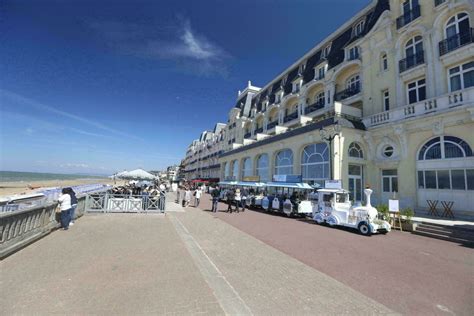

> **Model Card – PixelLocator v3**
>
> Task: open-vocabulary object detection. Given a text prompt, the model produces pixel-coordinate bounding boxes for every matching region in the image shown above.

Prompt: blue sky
[0,0,368,175]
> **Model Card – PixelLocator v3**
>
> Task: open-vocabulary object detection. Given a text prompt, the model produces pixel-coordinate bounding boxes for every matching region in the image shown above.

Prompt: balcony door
[446,13,470,38]
[402,0,418,16]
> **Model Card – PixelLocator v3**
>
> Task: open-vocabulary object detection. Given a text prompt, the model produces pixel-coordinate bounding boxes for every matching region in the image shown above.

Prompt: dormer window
[275,93,281,103]
[322,44,331,58]
[317,66,326,80]
[348,46,360,61]
[292,80,301,93]
[353,20,365,37]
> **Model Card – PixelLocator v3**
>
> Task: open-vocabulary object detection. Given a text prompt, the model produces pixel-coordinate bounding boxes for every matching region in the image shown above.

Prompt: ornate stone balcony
[363,87,474,128]
[266,120,278,129]
[283,111,299,123]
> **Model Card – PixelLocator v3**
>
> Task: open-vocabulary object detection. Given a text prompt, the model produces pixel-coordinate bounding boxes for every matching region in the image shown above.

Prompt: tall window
[382,169,398,193]
[256,154,269,182]
[346,74,360,91]
[383,90,390,111]
[446,12,470,39]
[241,157,252,178]
[404,35,423,70]
[448,61,474,92]
[322,44,331,58]
[275,149,293,175]
[353,20,365,37]
[224,162,230,178]
[407,78,426,104]
[402,0,419,15]
[318,66,325,80]
[348,47,360,60]
[301,143,329,186]
[348,142,364,158]
[232,160,239,179]
[381,53,388,71]
[315,91,325,105]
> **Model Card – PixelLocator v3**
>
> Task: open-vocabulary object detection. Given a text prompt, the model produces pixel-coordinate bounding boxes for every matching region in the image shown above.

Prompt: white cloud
[60,163,89,169]
[88,18,230,76]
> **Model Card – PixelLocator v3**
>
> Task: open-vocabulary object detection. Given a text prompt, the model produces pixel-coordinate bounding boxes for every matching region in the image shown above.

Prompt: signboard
[272,175,302,183]
[243,176,260,182]
[388,199,399,213]
[324,179,342,189]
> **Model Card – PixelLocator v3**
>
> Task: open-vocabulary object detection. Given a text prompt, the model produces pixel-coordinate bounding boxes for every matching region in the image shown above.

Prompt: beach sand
[0,178,124,197]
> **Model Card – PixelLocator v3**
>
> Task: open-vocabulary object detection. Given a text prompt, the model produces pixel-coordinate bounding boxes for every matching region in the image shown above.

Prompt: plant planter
[401,221,417,232]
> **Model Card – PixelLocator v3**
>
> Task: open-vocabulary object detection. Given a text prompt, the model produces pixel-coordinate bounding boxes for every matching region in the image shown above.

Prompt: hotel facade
[183,0,474,215]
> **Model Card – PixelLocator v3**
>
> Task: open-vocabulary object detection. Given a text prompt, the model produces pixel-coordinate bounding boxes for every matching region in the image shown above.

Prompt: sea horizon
[0,170,109,183]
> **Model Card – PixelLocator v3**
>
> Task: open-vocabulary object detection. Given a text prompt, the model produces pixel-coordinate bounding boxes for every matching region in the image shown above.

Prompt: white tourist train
[312,187,391,236]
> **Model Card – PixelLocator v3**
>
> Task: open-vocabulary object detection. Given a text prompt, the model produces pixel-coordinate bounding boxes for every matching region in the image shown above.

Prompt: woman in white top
[58,188,72,230]
[194,187,202,207]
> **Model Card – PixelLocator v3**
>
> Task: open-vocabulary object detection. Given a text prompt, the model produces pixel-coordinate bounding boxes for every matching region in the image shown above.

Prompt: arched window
[275,149,293,175]
[232,160,239,178]
[346,74,360,91]
[256,154,269,182]
[446,12,470,39]
[405,35,423,68]
[315,91,325,105]
[418,136,472,160]
[224,162,230,178]
[348,142,364,158]
[301,143,329,185]
[241,157,252,178]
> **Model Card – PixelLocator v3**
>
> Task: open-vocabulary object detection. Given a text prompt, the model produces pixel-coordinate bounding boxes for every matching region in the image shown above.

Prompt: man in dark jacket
[226,189,235,213]
[211,186,220,213]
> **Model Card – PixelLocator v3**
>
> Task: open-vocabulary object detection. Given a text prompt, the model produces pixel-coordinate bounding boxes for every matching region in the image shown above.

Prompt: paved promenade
[1,195,394,315]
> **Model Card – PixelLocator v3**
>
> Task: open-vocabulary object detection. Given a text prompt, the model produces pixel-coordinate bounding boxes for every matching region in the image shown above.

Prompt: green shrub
[400,207,414,223]
[376,204,389,220]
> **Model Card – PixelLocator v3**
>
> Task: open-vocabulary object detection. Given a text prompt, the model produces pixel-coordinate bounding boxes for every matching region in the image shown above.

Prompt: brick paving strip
[171,200,396,315]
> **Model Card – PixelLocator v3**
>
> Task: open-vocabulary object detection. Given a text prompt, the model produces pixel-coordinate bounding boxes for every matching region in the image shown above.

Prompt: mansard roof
[250,0,389,103]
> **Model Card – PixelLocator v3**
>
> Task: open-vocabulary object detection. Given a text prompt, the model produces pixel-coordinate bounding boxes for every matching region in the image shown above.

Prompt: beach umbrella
[117,169,157,180]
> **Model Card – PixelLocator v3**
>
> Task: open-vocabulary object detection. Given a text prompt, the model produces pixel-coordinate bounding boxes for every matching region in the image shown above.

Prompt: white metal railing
[363,87,474,128]
[85,193,165,213]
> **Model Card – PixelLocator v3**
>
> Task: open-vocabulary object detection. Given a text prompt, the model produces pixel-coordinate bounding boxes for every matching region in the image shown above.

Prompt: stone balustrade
[0,195,86,259]
[363,87,474,128]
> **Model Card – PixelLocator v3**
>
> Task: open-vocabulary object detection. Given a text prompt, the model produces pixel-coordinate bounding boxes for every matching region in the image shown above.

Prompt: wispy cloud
[0,90,143,141]
[87,17,230,77]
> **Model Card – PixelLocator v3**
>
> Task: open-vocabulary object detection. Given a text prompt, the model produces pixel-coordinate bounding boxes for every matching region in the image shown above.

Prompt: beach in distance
[0,171,121,196]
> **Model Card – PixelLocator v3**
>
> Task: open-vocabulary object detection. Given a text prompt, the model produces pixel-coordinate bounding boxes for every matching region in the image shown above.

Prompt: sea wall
[0,195,86,259]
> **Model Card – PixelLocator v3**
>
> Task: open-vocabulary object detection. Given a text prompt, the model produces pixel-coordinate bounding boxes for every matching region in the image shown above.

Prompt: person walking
[57,188,72,230]
[241,188,248,212]
[194,186,202,207]
[226,189,235,213]
[67,188,78,226]
[211,186,220,213]
[184,188,192,207]
[234,188,241,213]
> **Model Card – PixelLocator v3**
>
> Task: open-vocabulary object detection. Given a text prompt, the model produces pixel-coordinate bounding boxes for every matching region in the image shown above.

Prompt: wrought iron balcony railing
[439,29,474,56]
[334,84,361,101]
[396,5,421,29]
[304,101,325,114]
[254,127,263,134]
[434,0,446,7]
[399,50,424,73]
[283,111,299,123]
[266,120,278,129]
[244,132,251,139]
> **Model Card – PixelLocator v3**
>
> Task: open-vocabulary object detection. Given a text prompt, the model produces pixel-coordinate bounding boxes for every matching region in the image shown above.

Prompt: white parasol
[117,169,157,180]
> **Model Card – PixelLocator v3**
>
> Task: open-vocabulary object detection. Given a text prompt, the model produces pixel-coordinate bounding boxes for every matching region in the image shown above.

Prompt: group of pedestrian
[176,185,203,207]
[224,187,248,214]
[57,187,77,231]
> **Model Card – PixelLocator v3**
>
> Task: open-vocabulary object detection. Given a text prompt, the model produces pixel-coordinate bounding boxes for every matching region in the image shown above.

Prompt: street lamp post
[319,123,341,181]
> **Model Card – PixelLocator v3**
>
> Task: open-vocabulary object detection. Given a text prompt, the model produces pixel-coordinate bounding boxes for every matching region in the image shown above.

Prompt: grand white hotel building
[182,0,474,215]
